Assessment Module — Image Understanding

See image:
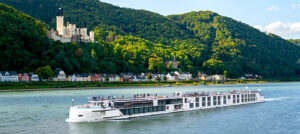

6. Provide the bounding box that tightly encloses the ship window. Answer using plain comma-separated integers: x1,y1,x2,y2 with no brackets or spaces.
202,97,206,107
242,95,244,102
190,103,194,108
166,100,171,104
196,98,199,103
233,95,236,103
218,96,221,105
78,115,83,117
223,96,226,104
178,98,183,103
228,95,231,99
248,94,251,101
213,96,217,106
196,103,199,107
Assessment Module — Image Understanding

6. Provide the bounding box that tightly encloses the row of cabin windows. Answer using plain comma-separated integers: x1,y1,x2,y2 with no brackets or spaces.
196,94,257,107
189,103,201,108
158,99,183,105
120,106,165,115
114,102,153,108
233,94,256,104
212,96,222,106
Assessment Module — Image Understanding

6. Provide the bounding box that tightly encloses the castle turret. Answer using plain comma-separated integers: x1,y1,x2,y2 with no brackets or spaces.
56,8,64,36
90,31,94,42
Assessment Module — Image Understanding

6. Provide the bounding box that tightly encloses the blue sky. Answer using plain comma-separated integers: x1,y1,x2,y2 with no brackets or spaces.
100,0,300,39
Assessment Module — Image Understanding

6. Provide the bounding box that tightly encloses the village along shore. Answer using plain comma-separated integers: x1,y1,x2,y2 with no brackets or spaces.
1,79,298,92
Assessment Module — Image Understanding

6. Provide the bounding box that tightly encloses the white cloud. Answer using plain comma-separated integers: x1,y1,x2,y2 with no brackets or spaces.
254,21,300,38
267,6,279,11
292,4,300,9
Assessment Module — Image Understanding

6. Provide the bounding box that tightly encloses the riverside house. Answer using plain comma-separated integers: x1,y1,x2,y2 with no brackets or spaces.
66,74,76,82
174,71,193,80
75,74,91,82
198,72,211,81
0,71,19,82
166,72,177,81
108,74,120,82
30,74,40,82
211,74,226,81
53,69,67,81
18,73,30,82
90,74,101,82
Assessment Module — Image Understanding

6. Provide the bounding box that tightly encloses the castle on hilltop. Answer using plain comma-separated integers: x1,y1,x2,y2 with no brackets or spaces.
48,8,94,43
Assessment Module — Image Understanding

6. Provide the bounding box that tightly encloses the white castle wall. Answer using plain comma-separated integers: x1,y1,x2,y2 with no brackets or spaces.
55,14,94,42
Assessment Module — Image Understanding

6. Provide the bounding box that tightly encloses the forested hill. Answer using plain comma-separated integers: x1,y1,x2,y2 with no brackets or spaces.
168,11,300,77
0,0,193,44
288,39,300,46
1,1,300,78
0,3,50,71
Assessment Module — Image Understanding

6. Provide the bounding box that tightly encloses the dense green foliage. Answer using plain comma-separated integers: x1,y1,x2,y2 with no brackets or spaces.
288,39,300,46
1,0,192,44
35,65,54,79
1,1,300,78
168,11,300,77
0,3,49,72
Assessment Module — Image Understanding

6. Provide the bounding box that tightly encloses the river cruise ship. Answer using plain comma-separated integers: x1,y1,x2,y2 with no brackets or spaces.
66,90,264,122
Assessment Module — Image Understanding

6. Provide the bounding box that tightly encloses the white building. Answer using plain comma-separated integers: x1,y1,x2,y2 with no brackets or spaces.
0,71,19,82
211,74,226,81
30,74,40,82
48,8,94,43
67,74,76,82
166,73,176,81
174,71,193,80
54,69,66,81
75,74,91,82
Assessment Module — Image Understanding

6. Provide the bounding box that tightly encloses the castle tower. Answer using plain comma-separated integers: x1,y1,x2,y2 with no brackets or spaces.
172,54,178,69
89,31,94,42
56,8,64,36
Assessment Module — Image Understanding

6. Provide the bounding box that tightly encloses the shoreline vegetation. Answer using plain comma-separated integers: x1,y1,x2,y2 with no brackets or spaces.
1,79,300,92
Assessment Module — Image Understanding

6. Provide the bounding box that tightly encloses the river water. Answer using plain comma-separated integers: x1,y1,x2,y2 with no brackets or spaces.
0,82,300,134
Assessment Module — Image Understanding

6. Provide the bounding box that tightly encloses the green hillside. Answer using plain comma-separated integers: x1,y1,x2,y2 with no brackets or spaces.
168,11,300,77
0,3,49,71
288,39,300,46
0,0,193,44
1,1,300,78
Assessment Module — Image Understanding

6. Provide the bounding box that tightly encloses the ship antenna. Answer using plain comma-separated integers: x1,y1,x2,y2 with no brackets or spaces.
72,99,74,106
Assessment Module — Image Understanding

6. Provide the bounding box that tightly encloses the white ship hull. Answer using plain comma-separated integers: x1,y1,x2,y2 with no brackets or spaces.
66,91,264,122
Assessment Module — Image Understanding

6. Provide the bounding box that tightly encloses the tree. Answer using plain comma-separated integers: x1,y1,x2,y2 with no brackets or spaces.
147,73,152,80
148,57,165,72
156,76,161,81
203,58,225,75
35,65,54,79
163,76,167,81
223,70,229,78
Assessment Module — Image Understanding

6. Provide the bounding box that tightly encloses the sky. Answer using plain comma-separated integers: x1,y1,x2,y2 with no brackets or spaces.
100,0,300,39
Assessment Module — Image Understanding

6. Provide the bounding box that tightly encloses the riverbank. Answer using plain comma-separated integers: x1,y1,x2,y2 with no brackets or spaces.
0,78,299,92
